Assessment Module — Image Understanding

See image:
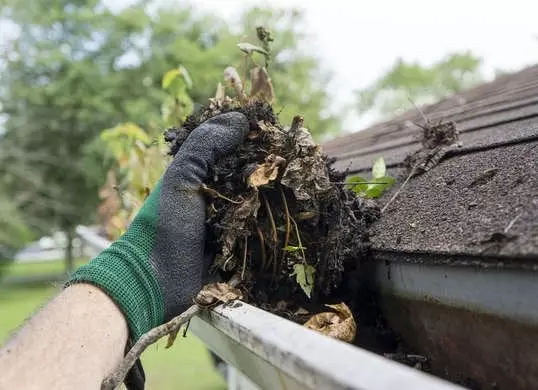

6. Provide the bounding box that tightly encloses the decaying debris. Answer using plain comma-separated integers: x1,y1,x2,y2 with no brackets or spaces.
102,279,242,390
106,27,380,390
304,302,357,343
407,119,461,176
382,119,461,213
167,100,378,309
193,282,244,308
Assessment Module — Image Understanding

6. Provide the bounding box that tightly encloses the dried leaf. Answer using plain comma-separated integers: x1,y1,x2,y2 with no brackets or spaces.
304,303,357,343
281,127,332,200
214,192,260,269
193,282,243,308
247,154,285,187
290,263,315,298
237,42,268,55
294,307,310,315
250,66,274,103
224,66,243,93
214,82,225,103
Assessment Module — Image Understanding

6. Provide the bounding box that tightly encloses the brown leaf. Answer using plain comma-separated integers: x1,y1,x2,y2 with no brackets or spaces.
248,154,286,187
250,66,274,103
304,303,357,343
193,282,243,308
281,127,332,201
224,66,243,93
294,307,310,315
214,191,260,270
214,82,225,103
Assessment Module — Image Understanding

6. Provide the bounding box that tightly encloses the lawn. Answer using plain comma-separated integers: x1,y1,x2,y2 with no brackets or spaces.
0,262,226,390
1,258,88,278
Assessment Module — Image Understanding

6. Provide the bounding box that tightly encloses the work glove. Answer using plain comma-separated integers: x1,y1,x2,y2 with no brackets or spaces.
68,112,249,341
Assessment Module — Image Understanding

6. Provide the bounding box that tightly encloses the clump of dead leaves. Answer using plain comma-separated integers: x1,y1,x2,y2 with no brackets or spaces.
164,27,378,345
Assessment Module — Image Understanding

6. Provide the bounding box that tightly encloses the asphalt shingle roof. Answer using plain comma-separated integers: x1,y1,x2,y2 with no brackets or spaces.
323,65,538,261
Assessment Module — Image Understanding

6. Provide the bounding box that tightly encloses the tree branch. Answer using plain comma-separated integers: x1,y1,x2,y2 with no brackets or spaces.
101,305,201,390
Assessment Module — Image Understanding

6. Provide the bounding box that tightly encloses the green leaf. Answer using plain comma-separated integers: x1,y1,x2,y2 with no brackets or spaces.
290,263,315,298
178,65,193,89
372,157,386,179
345,175,368,194
364,176,396,198
162,69,180,89
237,42,268,55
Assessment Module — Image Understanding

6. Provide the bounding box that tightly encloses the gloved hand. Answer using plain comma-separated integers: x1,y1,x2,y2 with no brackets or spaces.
68,112,249,341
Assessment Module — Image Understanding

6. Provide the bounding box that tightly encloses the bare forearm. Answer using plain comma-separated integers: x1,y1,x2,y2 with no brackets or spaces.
0,284,128,390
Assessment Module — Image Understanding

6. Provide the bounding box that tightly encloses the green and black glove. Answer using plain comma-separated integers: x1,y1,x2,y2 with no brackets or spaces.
68,112,249,342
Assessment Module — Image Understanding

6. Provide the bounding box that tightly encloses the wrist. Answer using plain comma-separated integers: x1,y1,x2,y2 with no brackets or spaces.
67,185,165,341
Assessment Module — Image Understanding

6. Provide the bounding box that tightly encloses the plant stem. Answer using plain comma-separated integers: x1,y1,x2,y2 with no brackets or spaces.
279,186,291,250
262,192,277,242
201,184,243,204
256,224,267,271
290,215,306,263
241,235,248,280
381,170,414,213
101,277,242,390
101,305,201,390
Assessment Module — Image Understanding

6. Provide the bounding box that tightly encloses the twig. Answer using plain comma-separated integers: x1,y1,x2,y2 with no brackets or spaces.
261,193,278,278
222,254,234,271
241,235,248,280
504,213,522,233
101,305,201,390
408,96,429,125
290,215,306,263
279,186,292,250
335,181,392,185
381,170,414,214
256,224,267,271
201,184,243,204
102,277,242,390
262,192,277,242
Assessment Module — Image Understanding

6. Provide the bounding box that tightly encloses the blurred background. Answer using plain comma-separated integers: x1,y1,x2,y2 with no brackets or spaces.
1,0,537,388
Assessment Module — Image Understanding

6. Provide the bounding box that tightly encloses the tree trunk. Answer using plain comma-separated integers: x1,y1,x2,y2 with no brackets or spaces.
65,228,74,274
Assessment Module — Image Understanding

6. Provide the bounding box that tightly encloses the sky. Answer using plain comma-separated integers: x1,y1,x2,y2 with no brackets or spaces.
189,0,538,131
5,0,538,132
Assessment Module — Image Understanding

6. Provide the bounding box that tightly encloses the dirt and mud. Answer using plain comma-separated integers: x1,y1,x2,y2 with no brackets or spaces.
166,101,379,314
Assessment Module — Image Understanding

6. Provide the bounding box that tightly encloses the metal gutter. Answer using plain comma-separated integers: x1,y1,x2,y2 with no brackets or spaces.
373,251,538,389
190,301,462,390
75,225,463,390
374,253,538,323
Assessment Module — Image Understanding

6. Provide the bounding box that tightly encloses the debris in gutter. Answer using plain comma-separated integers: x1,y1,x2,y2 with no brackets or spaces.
382,118,461,213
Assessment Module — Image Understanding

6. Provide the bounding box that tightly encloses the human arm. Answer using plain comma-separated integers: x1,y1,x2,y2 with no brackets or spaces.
0,112,249,389
0,284,128,390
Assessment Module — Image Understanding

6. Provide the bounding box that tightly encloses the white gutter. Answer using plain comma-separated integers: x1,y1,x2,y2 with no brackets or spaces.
76,225,464,390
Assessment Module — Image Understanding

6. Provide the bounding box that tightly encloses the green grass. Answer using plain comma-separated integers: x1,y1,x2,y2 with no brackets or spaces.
2,258,88,278
0,265,226,389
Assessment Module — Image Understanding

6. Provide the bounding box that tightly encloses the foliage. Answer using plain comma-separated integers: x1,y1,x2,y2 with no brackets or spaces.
0,1,339,257
356,52,484,118
97,67,186,239
239,8,340,139
290,263,315,298
346,157,395,198
0,193,33,251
